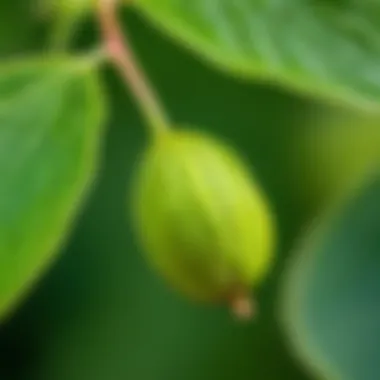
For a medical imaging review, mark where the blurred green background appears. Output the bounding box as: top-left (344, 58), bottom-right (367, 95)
top-left (1, 2), bottom-right (375, 380)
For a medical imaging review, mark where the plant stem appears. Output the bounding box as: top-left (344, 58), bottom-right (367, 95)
top-left (50, 9), bottom-right (81, 52)
top-left (98, 0), bottom-right (169, 135)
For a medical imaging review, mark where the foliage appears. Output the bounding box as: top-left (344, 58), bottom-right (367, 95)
top-left (0, 1), bottom-right (379, 380)
top-left (135, 0), bottom-right (380, 109)
top-left (282, 174), bottom-right (380, 380)
top-left (0, 57), bottom-right (105, 319)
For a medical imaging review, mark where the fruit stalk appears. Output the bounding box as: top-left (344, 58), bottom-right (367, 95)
top-left (98, 0), bottom-right (169, 135)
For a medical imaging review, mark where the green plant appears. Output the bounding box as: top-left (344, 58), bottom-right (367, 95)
top-left (0, 1), bottom-right (379, 379)
top-left (132, 129), bottom-right (275, 316)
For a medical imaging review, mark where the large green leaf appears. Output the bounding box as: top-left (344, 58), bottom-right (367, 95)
top-left (134, 0), bottom-right (380, 109)
top-left (0, 56), bottom-right (105, 320)
top-left (281, 175), bottom-right (380, 380)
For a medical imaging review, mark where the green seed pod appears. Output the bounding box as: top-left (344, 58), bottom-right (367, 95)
top-left (131, 129), bottom-right (275, 318)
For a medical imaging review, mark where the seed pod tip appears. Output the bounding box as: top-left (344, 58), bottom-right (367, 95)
top-left (230, 292), bottom-right (257, 321)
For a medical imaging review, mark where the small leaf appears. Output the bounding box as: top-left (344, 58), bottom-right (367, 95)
top-left (135, 0), bottom-right (380, 109)
top-left (281, 174), bottom-right (380, 380)
top-left (0, 56), bottom-right (106, 320)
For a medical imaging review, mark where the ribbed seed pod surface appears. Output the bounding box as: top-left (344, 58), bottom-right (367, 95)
top-left (131, 129), bottom-right (275, 313)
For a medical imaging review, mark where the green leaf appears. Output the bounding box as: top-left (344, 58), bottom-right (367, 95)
top-left (134, 0), bottom-right (380, 110)
top-left (281, 175), bottom-right (380, 380)
top-left (0, 56), bottom-right (105, 320)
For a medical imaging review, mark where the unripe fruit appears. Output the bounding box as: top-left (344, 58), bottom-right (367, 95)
top-left (131, 129), bottom-right (275, 318)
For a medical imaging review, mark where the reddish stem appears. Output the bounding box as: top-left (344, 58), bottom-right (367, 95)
top-left (98, 0), bottom-right (169, 134)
